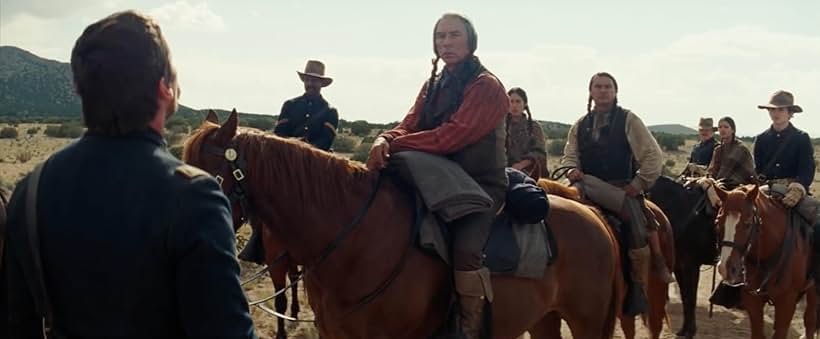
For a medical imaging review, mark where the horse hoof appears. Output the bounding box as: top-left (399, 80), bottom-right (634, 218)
top-left (675, 328), bottom-right (694, 338)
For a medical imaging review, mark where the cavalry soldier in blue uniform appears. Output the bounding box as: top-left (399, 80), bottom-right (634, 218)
top-left (685, 117), bottom-right (718, 176)
top-left (237, 60), bottom-right (343, 264)
top-left (2, 11), bottom-right (255, 338)
top-left (753, 90), bottom-right (815, 198)
top-left (273, 60), bottom-right (339, 151)
top-left (754, 90), bottom-right (819, 289)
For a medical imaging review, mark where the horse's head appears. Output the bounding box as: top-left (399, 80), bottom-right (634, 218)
top-left (182, 109), bottom-right (246, 230)
top-left (714, 184), bottom-right (760, 285)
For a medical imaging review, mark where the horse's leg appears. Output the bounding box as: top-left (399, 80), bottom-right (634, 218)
top-left (288, 261), bottom-right (300, 319)
top-left (804, 289), bottom-right (818, 339)
top-left (647, 275), bottom-right (669, 339)
top-left (743, 292), bottom-right (766, 339)
top-left (269, 264), bottom-right (289, 339)
top-left (619, 315), bottom-right (636, 339)
top-left (675, 260), bottom-right (699, 338)
top-left (526, 312), bottom-right (562, 339)
top-left (770, 292), bottom-right (799, 339)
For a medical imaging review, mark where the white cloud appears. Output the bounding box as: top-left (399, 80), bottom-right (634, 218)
top-left (172, 26), bottom-right (820, 137)
top-left (0, 0), bottom-right (120, 20)
top-left (474, 27), bottom-right (820, 136)
top-left (0, 13), bottom-right (71, 60)
top-left (148, 1), bottom-right (226, 33)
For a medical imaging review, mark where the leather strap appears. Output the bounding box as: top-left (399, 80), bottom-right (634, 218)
top-left (24, 161), bottom-right (57, 337)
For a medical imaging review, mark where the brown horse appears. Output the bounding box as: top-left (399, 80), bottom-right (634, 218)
top-left (715, 184), bottom-right (817, 339)
top-left (183, 111), bottom-right (624, 339)
top-left (537, 179), bottom-right (675, 339)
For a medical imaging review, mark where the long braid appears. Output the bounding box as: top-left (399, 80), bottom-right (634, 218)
top-left (586, 96), bottom-right (593, 115)
top-left (505, 113), bottom-right (512, 154)
top-left (525, 105), bottom-right (534, 140)
top-left (427, 56), bottom-right (440, 93)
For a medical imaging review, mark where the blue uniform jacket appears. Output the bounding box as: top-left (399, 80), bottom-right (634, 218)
top-left (2, 130), bottom-right (256, 338)
top-left (753, 123), bottom-right (816, 190)
top-left (274, 94), bottom-right (339, 151)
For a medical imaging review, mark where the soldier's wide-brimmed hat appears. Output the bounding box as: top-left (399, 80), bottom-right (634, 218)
top-left (698, 117), bottom-right (717, 132)
top-left (297, 60), bottom-right (333, 87)
top-left (757, 90), bottom-right (802, 113)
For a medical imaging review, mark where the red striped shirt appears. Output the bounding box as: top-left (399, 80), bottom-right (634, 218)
top-left (380, 74), bottom-right (508, 154)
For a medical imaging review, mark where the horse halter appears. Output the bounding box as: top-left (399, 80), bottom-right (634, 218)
top-left (719, 202), bottom-right (787, 295)
top-left (203, 140), bottom-right (253, 224)
top-left (720, 204), bottom-right (761, 256)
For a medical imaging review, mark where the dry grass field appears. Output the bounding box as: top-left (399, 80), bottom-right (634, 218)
top-left (2, 124), bottom-right (820, 338)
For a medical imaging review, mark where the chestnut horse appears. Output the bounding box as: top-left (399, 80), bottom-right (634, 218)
top-left (715, 184), bottom-right (817, 339)
top-left (183, 111), bottom-right (623, 339)
top-left (537, 179), bottom-right (675, 339)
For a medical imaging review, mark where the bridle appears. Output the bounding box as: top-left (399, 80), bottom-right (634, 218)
top-left (719, 197), bottom-right (795, 296)
top-left (197, 133), bottom-right (419, 320)
top-left (203, 139), bottom-right (254, 225)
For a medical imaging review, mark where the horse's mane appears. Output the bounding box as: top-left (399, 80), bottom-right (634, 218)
top-left (184, 123), bottom-right (374, 208)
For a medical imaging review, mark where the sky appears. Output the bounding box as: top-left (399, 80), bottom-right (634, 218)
top-left (1, 0), bottom-right (819, 136)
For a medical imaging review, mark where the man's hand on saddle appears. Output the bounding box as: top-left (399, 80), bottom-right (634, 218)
top-left (566, 168), bottom-right (584, 182)
top-left (781, 182), bottom-right (806, 208)
top-left (366, 137), bottom-right (391, 171)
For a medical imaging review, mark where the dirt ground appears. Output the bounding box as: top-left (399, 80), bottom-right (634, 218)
top-left (3, 125), bottom-right (819, 338)
top-left (241, 255), bottom-right (813, 339)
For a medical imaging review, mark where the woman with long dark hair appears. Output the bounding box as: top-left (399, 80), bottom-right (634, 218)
top-left (506, 87), bottom-right (548, 179)
top-left (706, 116), bottom-right (755, 188)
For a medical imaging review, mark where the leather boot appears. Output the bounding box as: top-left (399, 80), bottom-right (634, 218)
top-left (238, 228), bottom-right (265, 265)
top-left (624, 245), bottom-right (651, 316)
top-left (454, 268), bottom-right (493, 339)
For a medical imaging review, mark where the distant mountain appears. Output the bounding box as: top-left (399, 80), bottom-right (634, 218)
top-left (0, 46), bottom-right (603, 135)
top-left (0, 45), bottom-right (268, 124)
top-left (648, 124), bottom-right (698, 135)
top-left (0, 46), bottom-right (81, 119)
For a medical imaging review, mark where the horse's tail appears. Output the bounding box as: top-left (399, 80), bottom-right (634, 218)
top-left (602, 211), bottom-right (624, 339)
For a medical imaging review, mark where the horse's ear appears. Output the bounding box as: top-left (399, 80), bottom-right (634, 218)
top-left (205, 109), bottom-right (219, 124)
top-left (715, 185), bottom-right (729, 202)
top-left (747, 184), bottom-right (760, 202)
top-left (213, 109), bottom-right (239, 143)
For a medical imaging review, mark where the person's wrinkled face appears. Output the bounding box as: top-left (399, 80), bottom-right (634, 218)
top-left (435, 17), bottom-right (470, 66)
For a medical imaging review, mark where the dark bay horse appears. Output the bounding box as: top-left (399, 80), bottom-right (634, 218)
top-left (715, 184), bottom-right (817, 339)
top-left (251, 221), bottom-right (301, 339)
top-left (537, 179), bottom-right (675, 339)
top-left (183, 111), bottom-right (623, 339)
top-left (647, 176), bottom-right (719, 338)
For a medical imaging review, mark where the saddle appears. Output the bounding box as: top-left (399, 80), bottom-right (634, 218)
top-left (387, 151), bottom-right (556, 279)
